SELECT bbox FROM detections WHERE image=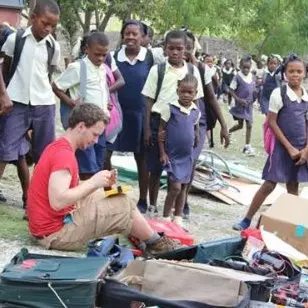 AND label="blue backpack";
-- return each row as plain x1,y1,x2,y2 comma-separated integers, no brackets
87,237,134,274
59,58,87,130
